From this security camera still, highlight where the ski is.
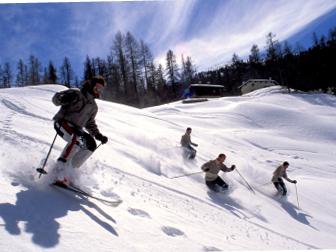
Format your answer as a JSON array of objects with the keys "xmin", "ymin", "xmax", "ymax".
[{"xmin": 52, "ymin": 182, "xmax": 122, "ymax": 207}]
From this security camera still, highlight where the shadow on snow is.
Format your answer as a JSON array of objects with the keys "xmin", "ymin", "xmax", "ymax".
[{"xmin": 0, "ymin": 182, "xmax": 118, "ymax": 249}]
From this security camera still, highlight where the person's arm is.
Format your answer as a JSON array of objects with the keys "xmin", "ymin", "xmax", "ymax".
[
  {"xmin": 283, "ymin": 172, "xmax": 297, "ymax": 183},
  {"xmin": 201, "ymin": 161, "xmax": 212, "ymax": 172},
  {"xmin": 85, "ymin": 110, "xmax": 108, "ymax": 144},
  {"xmin": 221, "ymin": 164, "xmax": 235, "ymax": 172},
  {"xmin": 85, "ymin": 110, "xmax": 99, "ymax": 137},
  {"xmin": 190, "ymin": 140, "xmax": 198, "ymax": 147}
]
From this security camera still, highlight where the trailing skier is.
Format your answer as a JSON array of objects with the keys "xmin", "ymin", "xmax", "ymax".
[
  {"xmin": 180, "ymin": 127, "xmax": 198, "ymax": 159},
  {"xmin": 201, "ymin": 153, "xmax": 235, "ymax": 192},
  {"xmin": 272, "ymin": 161, "xmax": 297, "ymax": 196},
  {"xmin": 52, "ymin": 76, "xmax": 108, "ymax": 185}
]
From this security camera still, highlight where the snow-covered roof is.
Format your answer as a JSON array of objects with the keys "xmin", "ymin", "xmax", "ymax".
[{"xmin": 238, "ymin": 79, "xmax": 279, "ymax": 88}]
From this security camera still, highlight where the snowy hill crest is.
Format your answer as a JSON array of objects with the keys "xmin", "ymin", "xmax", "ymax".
[{"xmin": 1, "ymin": 85, "xmax": 336, "ymax": 251}]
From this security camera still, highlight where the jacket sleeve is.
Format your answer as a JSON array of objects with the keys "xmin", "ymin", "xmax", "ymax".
[
  {"xmin": 85, "ymin": 110, "xmax": 100, "ymax": 136},
  {"xmin": 201, "ymin": 161, "xmax": 211, "ymax": 171},
  {"xmin": 221, "ymin": 164, "xmax": 234, "ymax": 172},
  {"xmin": 282, "ymin": 171, "xmax": 295, "ymax": 183},
  {"xmin": 190, "ymin": 140, "xmax": 197, "ymax": 146}
]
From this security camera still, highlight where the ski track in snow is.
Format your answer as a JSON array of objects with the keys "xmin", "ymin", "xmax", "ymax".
[
  {"xmin": 90, "ymin": 161, "xmax": 319, "ymax": 249},
  {"xmin": 1, "ymin": 85, "xmax": 335, "ymax": 251},
  {"xmin": 1, "ymin": 98, "xmax": 51, "ymax": 121}
]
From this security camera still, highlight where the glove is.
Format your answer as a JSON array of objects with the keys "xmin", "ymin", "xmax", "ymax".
[
  {"xmin": 60, "ymin": 92, "xmax": 78, "ymax": 104},
  {"xmin": 231, "ymin": 165, "xmax": 236, "ymax": 170},
  {"xmin": 95, "ymin": 133, "xmax": 108, "ymax": 144},
  {"xmin": 292, "ymin": 180, "xmax": 297, "ymax": 184}
]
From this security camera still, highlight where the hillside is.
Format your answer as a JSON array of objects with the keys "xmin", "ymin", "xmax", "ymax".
[{"xmin": 1, "ymin": 85, "xmax": 336, "ymax": 251}]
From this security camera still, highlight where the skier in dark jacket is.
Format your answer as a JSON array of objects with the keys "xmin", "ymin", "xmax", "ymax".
[
  {"xmin": 201, "ymin": 153, "xmax": 235, "ymax": 192},
  {"xmin": 180, "ymin": 127, "xmax": 198, "ymax": 159},
  {"xmin": 52, "ymin": 76, "xmax": 108, "ymax": 184},
  {"xmin": 272, "ymin": 161, "xmax": 297, "ymax": 196}
]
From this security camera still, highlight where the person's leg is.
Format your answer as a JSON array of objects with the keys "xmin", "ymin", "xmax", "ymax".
[
  {"xmin": 215, "ymin": 177, "xmax": 229, "ymax": 190},
  {"xmin": 273, "ymin": 182, "xmax": 282, "ymax": 194},
  {"xmin": 182, "ymin": 147, "xmax": 189, "ymax": 159},
  {"xmin": 53, "ymin": 120, "xmax": 82, "ymax": 183},
  {"xmin": 188, "ymin": 146, "xmax": 196, "ymax": 159},
  {"xmin": 54, "ymin": 120, "xmax": 81, "ymax": 163},
  {"xmin": 279, "ymin": 180, "xmax": 287, "ymax": 196},
  {"xmin": 206, "ymin": 180, "xmax": 219, "ymax": 192},
  {"xmin": 70, "ymin": 133, "xmax": 97, "ymax": 168}
]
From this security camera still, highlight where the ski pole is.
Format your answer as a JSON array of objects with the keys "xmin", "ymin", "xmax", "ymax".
[
  {"xmin": 235, "ymin": 168, "xmax": 255, "ymax": 194},
  {"xmin": 36, "ymin": 132, "xmax": 58, "ymax": 178},
  {"xmin": 295, "ymin": 183, "xmax": 300, "ymax": 209},
  {"xmin": 168, "ymin": 171, "xmax": 203, "ymax": 179},
  {"xmin": 95, "ymin": 143, "xmax": 102, "ymax": 151}
]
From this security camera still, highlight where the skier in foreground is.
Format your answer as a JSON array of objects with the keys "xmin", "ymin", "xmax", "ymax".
[
  {"xmin": 180, "ymin": 127, "xmax": 198, "ymax": 159},
  {"xmin": 52, "ymin": 76, "xmax": 108, "ymax": 185},
  {"xmin": 271, "ymin": 161, "xmax": 297, "ymax": 196},
  {"xmin": 201, "ymin": 153, "xmax": 235, "ymax": 192}
]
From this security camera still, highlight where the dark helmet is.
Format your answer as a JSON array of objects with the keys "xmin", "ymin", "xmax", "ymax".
[
  {"xmin": 283, "ymin": 161, "xmax": 289, "ymax": 166},
  {"xmin": 82, "ymin": 76, "xmax": 106, "ymax": 98}
]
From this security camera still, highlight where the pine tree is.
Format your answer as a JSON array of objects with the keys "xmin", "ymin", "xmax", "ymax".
[
  {"xmin": 48, "ymin": 61, "xmax": 58, "ymax": 84},
  {"xmin": 140, "ymin": 40, "xmax": 153, "ymax": 90},
  {"xmin": 113, "ymin": 31, "xmax": 129, "ymax": 96},
  {"xmin": 28, "ymin": 55, "xmax": 41, "ymax": 85},
  {"xmin": 249, "ymin": 44, "xmax": 261, "ymax": 63},
  {"xmin": 165, "ymin": 49, "xmax": 179, "ymax": 97},
  {"xmin": 266, "ymin": 32, "xmax": 281, "ymax": 62},
  {"xmin": 184, "ymin": 56, "xmax": 195, "ymax": 84},
  {"xmin": 60, "ymin": 57, "xmax": 73, "ymax": 88},
  {"xmin": 84, "ymin": 56, "xmax": 94, "ymax": 81},
  {"xmin": 2, "ymin": 63, "xmax": 12, "ymax": 88},
  {"xmin": 106, "ymin": 55, "xmax": 121, "ymax": 99},
  {"xmin": 94, "ymin": 57, "xmax": 107, "ymax": 77},
  {"xmin": 43, "ymin": 67, "xmax": 49, "ymax": 84},
  {"xmin": 156, "ymin": 64, "xmax": 166, "ymax": 90},
  {"xmin": 125, "ymin": 31, "xmax": 141, "ymax": 99},
  {"xmin": 283, "ymin": 41, "xmax": 293, "ymax": 57},
  {"xmin": 16, "ymin": 59, "xmax": 27, "ymax": 87}
]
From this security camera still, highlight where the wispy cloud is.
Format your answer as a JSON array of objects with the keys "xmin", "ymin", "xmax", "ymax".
[
  {"xmin": 1, "ymin": 0, "xmax": 335, "ymax": 77},
  {"xmin": 154, "ymin": 0, "xmax": 336, "ymax": 70}
]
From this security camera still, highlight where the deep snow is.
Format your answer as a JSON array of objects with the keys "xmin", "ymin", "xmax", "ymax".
[{"xmin": 1, "ymin": 85, "xmax": 336, "ymax": 251}]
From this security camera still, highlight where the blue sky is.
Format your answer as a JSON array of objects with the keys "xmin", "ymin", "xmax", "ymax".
[{"xmin": 0, "ymin": 0, "xmax": 336, "ymax": 80}]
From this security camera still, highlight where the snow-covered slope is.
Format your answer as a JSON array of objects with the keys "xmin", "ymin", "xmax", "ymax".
[{"xmin": 1, "ymin": 85, "xmax": 336, "ymax": 251}]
